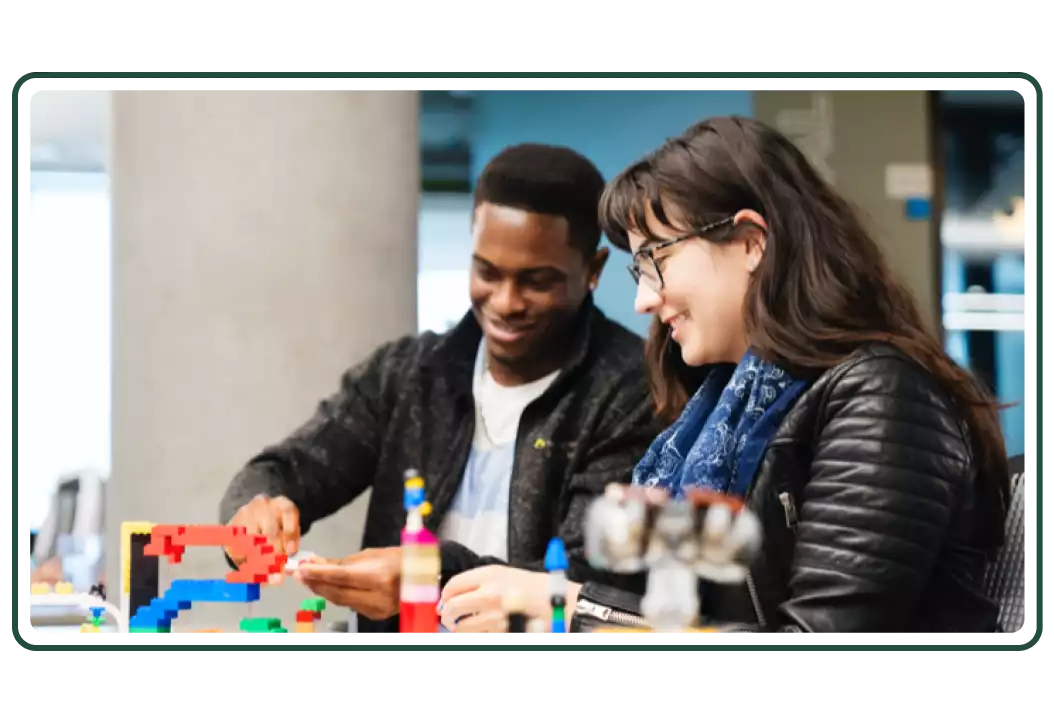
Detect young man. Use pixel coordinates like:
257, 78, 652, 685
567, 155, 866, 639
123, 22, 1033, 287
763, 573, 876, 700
218, 143, 661, 632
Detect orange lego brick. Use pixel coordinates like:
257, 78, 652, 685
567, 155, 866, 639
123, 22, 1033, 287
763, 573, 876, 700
181, 526, 243, 545
225, 570, 271, 584
150, 525, 188, 541
144, 533, 184, 560
295, 622, 314, 633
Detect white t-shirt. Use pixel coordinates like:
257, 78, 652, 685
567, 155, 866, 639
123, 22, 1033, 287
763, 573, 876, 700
438, 341, 560, 560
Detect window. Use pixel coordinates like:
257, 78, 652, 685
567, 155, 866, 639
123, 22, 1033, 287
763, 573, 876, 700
417, 192, 473, 333
23, 171, 111, 527
937, 92, 1025, 456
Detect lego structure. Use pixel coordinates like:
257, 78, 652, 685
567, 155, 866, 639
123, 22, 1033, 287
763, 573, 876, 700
26, 472, 767, 640
121, 521, 290, 632
582, 483, 764, 632
399, 470, 440, 632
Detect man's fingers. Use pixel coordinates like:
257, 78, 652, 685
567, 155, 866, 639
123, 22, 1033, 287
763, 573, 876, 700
295, 560, 386, 590
277, 501, 300, 555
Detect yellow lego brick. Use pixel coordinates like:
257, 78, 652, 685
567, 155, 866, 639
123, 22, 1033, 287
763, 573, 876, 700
54, 582, 74, 594
121, 521, 155, 594
295, 622, 314, 633
80, 624, 101, 633
30, 583, 51, 595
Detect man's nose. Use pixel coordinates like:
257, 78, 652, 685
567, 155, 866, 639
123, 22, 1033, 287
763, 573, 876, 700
634, 280, 662, 315
490, 280, 526, 315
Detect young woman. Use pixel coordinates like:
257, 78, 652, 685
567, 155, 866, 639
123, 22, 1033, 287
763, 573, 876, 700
437, 115, 1010, 633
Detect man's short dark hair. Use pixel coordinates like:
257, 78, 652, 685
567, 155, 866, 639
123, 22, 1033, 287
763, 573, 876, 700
473, 143, 606, 255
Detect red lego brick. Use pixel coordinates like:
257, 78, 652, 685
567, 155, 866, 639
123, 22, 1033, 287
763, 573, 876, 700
400, 601, 438, 632
296, 610, 320, 622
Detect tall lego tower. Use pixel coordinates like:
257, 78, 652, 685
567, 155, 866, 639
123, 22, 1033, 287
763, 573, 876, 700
399, 469, 440, 632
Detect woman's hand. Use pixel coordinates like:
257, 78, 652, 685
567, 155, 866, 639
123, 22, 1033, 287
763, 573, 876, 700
439, 565, 580, 632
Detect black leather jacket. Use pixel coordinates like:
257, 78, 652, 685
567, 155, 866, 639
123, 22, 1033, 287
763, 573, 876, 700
572, 345, 1007, 633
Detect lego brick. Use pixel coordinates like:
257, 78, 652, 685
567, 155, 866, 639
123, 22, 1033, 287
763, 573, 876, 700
224, 569, 271, 584
127, 532, 160, 609
89, 606, 106, 618
54, 582, 74, 594
270, 628, 288, 633
168, 579, 260, 603
144, 534, 185, 562
240, 617, 282, 632
30, 583, 51, 595
180, 525, 244, 545
150, 524, 187, 539
301, 597, 326, 612
80, 624, 101, 633
129, 616, 172, 630
295, 622, 314, 633
121, 522, 157, 593
295, 610, 319, 623
130, 626, 171, 633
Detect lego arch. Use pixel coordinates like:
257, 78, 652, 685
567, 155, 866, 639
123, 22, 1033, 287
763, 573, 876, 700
121, 522, 287, 632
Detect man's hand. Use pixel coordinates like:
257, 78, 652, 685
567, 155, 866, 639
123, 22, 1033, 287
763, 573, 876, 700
226, 494, 300, 562
293, 547, 402, 620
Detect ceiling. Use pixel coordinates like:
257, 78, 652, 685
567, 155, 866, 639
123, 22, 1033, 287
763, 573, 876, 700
27, 90, 475, 189
28, 89, 1025, 189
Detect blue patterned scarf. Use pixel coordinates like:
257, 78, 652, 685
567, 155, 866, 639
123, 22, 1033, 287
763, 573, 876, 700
633, 349, 809, 500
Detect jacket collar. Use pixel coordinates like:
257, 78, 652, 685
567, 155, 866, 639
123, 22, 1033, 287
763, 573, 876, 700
429, 293, 600, 397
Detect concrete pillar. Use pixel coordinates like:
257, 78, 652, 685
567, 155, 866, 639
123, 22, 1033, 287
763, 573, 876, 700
753, 91, 940, 330
108, 91, 419, 630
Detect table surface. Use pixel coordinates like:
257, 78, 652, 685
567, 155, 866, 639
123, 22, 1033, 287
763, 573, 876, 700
28, 624, 746, 640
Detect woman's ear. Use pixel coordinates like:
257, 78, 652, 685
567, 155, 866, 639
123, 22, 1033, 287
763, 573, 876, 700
734, 210, 768, 272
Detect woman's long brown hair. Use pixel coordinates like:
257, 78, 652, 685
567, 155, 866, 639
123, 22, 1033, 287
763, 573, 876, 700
600, 115, 1009, 549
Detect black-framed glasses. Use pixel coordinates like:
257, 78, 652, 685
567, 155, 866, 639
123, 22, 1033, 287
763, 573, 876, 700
628, 216, 736, 290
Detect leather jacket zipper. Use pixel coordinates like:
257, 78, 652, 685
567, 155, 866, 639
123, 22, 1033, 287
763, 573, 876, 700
745, 571, 767, 629
778, 491, 799, 529
575, 599, 651, 629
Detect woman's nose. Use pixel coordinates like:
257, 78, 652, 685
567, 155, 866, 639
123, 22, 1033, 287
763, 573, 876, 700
634, 280, 662, 315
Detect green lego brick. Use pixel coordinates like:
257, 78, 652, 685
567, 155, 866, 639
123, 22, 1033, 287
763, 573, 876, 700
91, 616, 104, 626
240, 617, 282, 632
130, 626, 171, 633
241, 624, 286, 636
300, 597, 326, 612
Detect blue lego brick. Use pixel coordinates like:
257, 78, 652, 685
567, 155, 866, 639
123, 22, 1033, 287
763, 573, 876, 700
89, 607, 105, 618
167, 579, 260, 602
130, 607, 168, 622
129, 615, 171, 630
128, 580, 261, 631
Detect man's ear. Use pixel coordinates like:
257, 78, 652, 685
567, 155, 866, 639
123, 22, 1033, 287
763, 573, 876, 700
588, 247, 610, 290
